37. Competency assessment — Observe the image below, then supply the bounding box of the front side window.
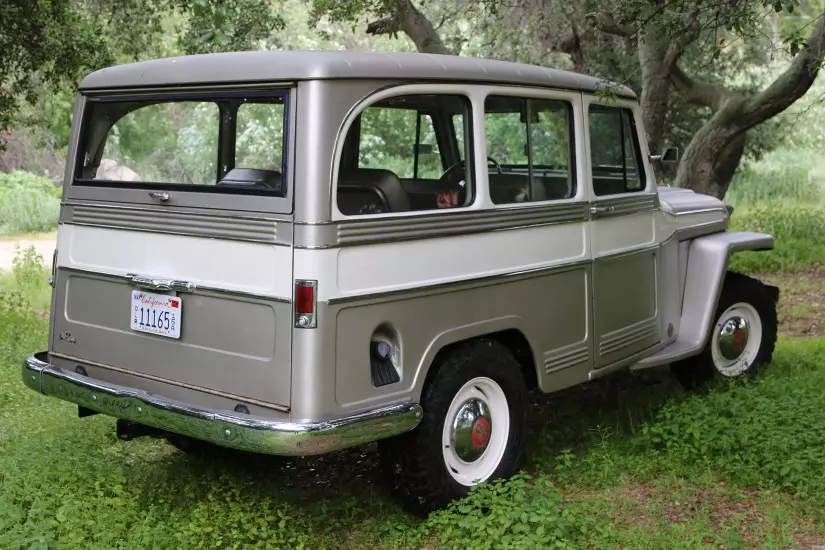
[75,92,288,196]
[337,93,473,216]
[484,95,575,204]
[588,105,646,196]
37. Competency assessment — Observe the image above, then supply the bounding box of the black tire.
[671,271,779,389]
[378,338,529,517]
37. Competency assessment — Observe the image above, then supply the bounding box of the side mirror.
[662,147,679,163]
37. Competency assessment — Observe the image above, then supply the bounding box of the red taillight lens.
[295,283,315,314]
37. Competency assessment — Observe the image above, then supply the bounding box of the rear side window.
[337,93,474,216]
[588,105,646,196]
[484,95,575,204]
[75,92,288,196]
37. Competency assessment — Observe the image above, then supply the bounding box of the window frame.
[585,100,650,197]
[482,94,578,205]
[65,85,296,215]
[331,85,477,220]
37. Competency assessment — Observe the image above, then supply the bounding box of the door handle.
[590,205,615,215]
[127,274,195,293]
[149,191,170,202]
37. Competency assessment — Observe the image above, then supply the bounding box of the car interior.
[335,93,577,216]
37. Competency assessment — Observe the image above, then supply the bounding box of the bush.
[726,148,825,206]
[0,170,61,236]
[728,202,825,272]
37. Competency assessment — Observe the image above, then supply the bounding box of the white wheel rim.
[711,302,763,377]
[441,376,510,487]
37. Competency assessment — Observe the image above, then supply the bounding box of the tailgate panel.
[51,224,293,408]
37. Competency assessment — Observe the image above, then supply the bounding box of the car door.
[583,96,662,369]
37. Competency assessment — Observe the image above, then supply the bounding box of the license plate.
[130,290,182,339]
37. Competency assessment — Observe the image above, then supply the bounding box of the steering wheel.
[440,156,502,183]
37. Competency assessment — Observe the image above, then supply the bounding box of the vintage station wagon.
[23,50,779,516]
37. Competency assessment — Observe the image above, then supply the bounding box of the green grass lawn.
[2,247,825,548]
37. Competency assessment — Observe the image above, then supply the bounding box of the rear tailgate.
[50,85,296,410]
[50,218,293,408]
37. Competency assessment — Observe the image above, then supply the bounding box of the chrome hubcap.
[717,316,750,361]
[451,398,492,462]
[711,302,763,378]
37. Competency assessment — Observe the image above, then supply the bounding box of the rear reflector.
[296,285,314,314]
[294,280,317,329]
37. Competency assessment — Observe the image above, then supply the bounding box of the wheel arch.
[678,230,775,353]
[410,317,539,402]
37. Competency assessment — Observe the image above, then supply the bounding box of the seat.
[337,168,411,214]
[218,168,283,191]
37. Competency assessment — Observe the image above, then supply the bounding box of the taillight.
[294,280,317,329]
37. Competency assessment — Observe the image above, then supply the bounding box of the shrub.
[0,170,61,236]
[728,202,825,272]
[726,148,825,206]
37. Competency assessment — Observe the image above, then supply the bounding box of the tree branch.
[741,11,825,126]
[663,7,701,68]
[586,12,634,38]
[670,65,731,109]
[366,0,452,55]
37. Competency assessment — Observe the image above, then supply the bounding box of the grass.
[0,171,61,237]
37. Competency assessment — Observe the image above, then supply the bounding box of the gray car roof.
[78,50,637,99]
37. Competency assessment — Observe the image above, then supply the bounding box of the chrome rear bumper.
[23,351,422,456]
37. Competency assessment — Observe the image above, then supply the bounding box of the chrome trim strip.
[128,274,195,293]
[49,351,291,412]
[62,200,293,222]
[65,204,292,245]
[673,219,728,241]
[326,259,591,305]
[589,194,659,219]
[295,203,588,248]
[59,266,292,303]
[24,351,423,456]
[671,207,729,217]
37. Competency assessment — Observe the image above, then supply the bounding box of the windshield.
[74,91,288,197]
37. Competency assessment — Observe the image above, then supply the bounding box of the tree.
[311,0,825,199]
[0,0,283,135]
[0,0,111,133]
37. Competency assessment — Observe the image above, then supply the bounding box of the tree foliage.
[313,0,825,198]
[0,0,111,132]
[0,0,283,134]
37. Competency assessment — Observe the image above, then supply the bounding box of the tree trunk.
[366,0,452,55]
[673,93,754,198]
[637,32,672,177]
[674,13,825,198]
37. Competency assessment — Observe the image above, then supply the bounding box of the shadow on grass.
[117,364,689,524]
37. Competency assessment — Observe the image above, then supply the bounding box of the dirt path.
[0,238,56,271]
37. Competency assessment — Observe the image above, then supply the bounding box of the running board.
[629,340,701,371]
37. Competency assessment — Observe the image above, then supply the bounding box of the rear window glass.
[74,92,288,196]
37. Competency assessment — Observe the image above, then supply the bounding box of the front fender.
[679,231,774,352]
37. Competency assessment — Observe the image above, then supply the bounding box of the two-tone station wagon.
[23,50,779,516]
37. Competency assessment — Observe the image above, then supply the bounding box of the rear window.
[74,91,288,196]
